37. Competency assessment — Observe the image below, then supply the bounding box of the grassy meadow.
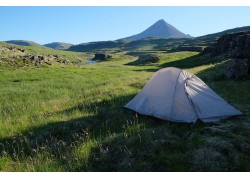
[0,47,250,171]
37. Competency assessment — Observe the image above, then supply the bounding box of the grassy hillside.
[22,45,91,63]
[1,46,249,171]
[0,42,91,70]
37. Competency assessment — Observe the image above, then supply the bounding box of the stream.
[78,57,97,66]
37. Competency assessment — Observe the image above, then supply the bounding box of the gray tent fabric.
[124,67,242,123]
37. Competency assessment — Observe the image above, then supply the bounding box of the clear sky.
[1,1,250,45]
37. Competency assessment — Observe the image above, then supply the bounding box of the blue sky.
[1,4,250,45]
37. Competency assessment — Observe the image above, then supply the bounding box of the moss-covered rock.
[128,53,160,65]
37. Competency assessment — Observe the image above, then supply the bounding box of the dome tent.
[124,67,242,123]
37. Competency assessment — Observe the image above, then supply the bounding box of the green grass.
[0,50,249,172]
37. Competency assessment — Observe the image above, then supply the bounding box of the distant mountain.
[68,40,126,52]
[43,42,74,50]
[120,19,191,40]
[4,40,41,46]
[68,23,250,53]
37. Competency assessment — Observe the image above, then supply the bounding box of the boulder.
[44,60,52,65]
[31,55,39,61]
[63,59,70,64]
[225,58,250,79]
[93,53,111,60]
[201,31,250,79]
[128,54,160,65]
[17,48,25,53]
[7,46,14,50]
[41,55,47,61]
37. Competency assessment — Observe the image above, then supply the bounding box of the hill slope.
[0,41,89,70]
[197,25,250,39]
[4,40,41,46]
[120,19,191,40]
[43,42,74,50]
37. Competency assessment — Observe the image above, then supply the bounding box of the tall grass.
[0,51,249,171]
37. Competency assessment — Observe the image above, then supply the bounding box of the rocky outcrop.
[225,59,250,79]
[201,30,250,78]
[93,53,112,60]
[127,54,160,65]
[228,36,250,59]
[201,31,250,58]
[0,45,71,67]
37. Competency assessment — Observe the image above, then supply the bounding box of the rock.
[201,31,250,59]
[236,35,244,46]
[56,58,61,62]
[245,35,250,46]
[63,59,70,64]
[17,48,25,53]
[31,55,38,61]
[229,42,235,48]
[128,54,160,65]
[41,55,47,61]
[7,46,13,50]
[44,60,52,65]
[201,31,250,79]
[225,58,250,79]
[93,53,111,60]
[34,61,40,66]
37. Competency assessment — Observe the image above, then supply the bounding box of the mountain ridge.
[43,42,74,50]
[3,22,250,52]
[4,40,42,47]
[197,25,250,39]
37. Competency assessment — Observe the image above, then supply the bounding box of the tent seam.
[184,75,200,121]
[170,69,182,121]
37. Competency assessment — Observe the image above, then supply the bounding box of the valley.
[1,20,250,172]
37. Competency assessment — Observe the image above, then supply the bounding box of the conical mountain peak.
[120,19,191,40]
[157,19,165,22]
